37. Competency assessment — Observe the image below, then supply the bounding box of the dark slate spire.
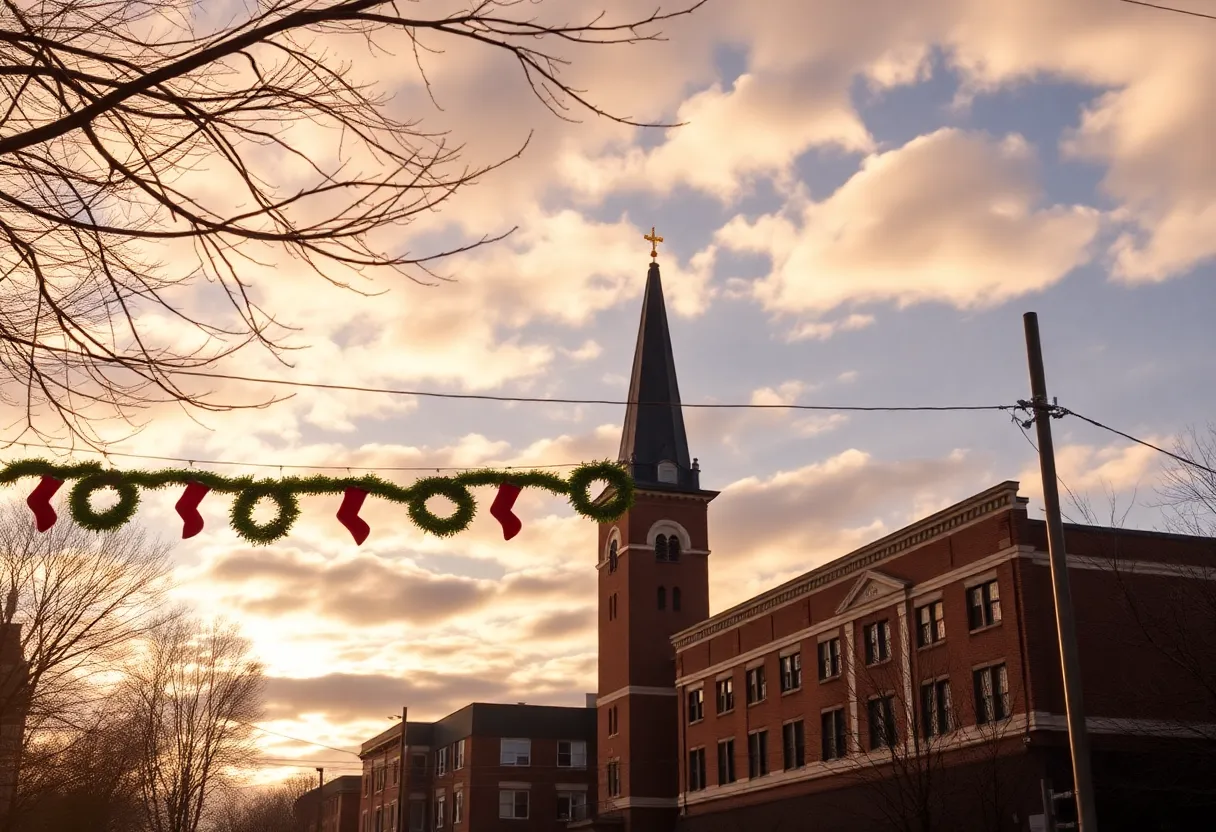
[618,260,701,491]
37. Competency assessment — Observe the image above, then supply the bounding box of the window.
[453,791,463,824]
[392,758,400,785]
[655,534,669,561]
[668,536,681,561]
[608,539,618,573]
[864,620,891,665]
[921,679,954,738]
[363,774,370,796]
[747,730,768,778]
[821,709,847,760]
[687,688,704,723]
[374,807,382,832]
[607,705,618,737]
[608,592,617,621]
[411,753,427,771]
[435,794,446,828]
[658,586,666,610]
[436,747,447,776]
[409,801,426,832]
[974,663,1011,724]
[374,764,386,792]
[557,791,588,822]
[782,721,806,770]
[688,747,707,791]
[780,652,802,692]
[746,666,766,704]
[500,738,531,766]
[607,761,621,797]
[716,677,734,714]
[917,601,946,646]
[362,812,369,832]
[716,738,735,784]
[672,586,682,611]
[818,638,842,681]
[498,789,529,820]
[868,696,897,750]
[454,739,465,770]
[968,580,1002,630]
[558,740,587,768]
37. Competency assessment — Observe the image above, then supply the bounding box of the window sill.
[746,699,767,708]
[688,718,704,726]
[864,658,891,668]
[780,686,802,697]
[717,708,734,717]
[969,621,1002,636]
[818,674,842,684]
[917,639,946,652]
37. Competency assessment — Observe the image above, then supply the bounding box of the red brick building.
[297,775,362,832]
[358,702,596,831]
[579,256,1216,832]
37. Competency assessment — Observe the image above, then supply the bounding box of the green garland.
[1,458,634,545]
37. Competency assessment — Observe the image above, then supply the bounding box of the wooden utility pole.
[1023,312,1099,831]
[315,767,324,832]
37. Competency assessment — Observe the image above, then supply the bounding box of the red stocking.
[176,482,211,540]
[490,482,523,541]
[337,487,371,545]
[27,476,63,533]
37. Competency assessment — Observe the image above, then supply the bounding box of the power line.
[1059,408,1216,477]
[1119,0,1216,22]
[241,721,361,758]
[168,367,1014,413]
[0,438,585,472]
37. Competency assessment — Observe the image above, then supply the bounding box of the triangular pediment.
[836,570,910,615]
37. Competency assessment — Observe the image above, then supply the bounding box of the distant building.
[575,254,1216,832]
[0,588,29,817]
[359,701,596,831]
[296,774,362,832]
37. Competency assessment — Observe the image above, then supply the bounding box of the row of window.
[605,534,683,574]
[657,585,682,611]
[684,663,1011,791]
[686,581,1004,724]
[366,738,587,797]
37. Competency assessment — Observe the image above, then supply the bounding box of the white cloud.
[719,129,1100,317]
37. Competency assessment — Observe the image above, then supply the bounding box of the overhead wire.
[239,721,361,758]
[1118,0,1216,22]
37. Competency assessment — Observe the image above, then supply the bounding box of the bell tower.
[592,239,717,832]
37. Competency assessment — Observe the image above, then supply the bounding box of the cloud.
[787,314,876,342]
[718,129,1100,321]
[708,448,984,607]
[1015,439,1161,515]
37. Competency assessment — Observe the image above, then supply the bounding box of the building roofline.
[671,480,1025,650]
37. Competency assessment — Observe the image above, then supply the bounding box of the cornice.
[671,481,1024,650]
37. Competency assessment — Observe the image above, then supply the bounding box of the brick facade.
[359,703,596,832]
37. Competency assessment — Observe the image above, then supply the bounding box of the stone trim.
[672,482,1021,649]
[596,686,677,706]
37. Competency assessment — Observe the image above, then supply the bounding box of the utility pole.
[315,767,324,832]
[1023,312,1099,831]
[397,706,408,832]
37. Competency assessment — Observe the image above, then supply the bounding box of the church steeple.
[618,257,701,491]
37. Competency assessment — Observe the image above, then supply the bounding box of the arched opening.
[608,540,618,573]
[655,534,668,561]
[668,536,681,561]
[657,586,667,610]
[672,586,682,612]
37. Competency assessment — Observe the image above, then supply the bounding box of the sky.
[4,0,1216,781]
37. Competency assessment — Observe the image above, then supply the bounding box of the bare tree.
[839,634,1027,832]
[0,500,171,830]
[208,774,314,832]
[128,617,264,832]
[0,0,704,445]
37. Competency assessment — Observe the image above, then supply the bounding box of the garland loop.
[230,483,301,546]
[69,472,141,532]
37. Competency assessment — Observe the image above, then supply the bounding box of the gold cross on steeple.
[644,226,664,262]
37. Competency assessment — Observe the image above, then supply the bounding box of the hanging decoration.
[1,459,633,546]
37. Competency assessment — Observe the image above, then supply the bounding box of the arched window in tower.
[657,586,667,610]
[608,540,618,573]
[673,586,682,612]
[655,534,668,562]
[668,536,681,561]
